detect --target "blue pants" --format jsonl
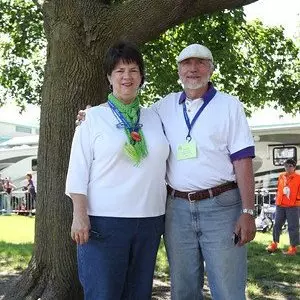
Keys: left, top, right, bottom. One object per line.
{"left": 164, "top": 189, "right": 247, "bottom": 300}
{"left": 273, "top": 206, "right": 299, "bottom": 246}
{"left": 77, "top": 215, "right": 165, "bottom": 300}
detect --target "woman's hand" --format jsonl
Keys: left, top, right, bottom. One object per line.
{"left": 71, "top": 211, "right": 91, "bottom": 245}
{"left": 70, "top": 193, "right": 90, "bottom": 244}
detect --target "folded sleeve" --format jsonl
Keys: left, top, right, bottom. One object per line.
{"left": 227, "top": 100, "right": 255, "bottom": 162}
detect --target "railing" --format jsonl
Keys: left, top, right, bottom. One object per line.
{"left": 255, "top": 190, "right": 277, "bottom": 220}
{"left": 0, "top": 188, "right": 277, "bottom": 218}
{"left": 255, "top": 191, "right": 276, "bottom": 206}
{"left": 0, "top": 190, "right": 36, "bottom": 216}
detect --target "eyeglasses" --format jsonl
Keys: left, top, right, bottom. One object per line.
{"left": 285, "top": 164, "right": 295, "bottom": 168}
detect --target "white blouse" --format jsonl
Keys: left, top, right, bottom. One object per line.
{"left": 66, "top": 104, "right": 169, "bottom": 217}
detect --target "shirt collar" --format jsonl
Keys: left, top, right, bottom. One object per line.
{"left": 179, "top": 82, "right": 217, "bottom": 104}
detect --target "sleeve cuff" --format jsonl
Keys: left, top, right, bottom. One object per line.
{"left": 230, "top": 146, "right": 255, "bottom": 162}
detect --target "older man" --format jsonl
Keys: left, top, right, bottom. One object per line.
{"left": 153, "top": 44, "right": 256, "bottom": 300}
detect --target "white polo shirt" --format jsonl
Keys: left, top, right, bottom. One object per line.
{"left": 152, "top": 84, "right": 255, "bottom": 191}
{"left": 65, "top": 104, "right": 169, "bottom": 217}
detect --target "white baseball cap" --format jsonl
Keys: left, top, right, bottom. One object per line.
{"left": 176, "top": 44, "right": 213, "bottom": 63}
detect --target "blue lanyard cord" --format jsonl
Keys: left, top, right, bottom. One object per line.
{"left": 182, "top": 99, "right": 210, "bottom": 141}
{"left": 108, "top": 101, "right": 141, "bottom": 132}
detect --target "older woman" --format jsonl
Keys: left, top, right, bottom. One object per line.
{"left": 65, "top": 41, "right": 169, "bottom": 299}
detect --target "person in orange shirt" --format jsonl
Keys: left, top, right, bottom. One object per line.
{"left": 267, "top": 159, "right": 300, "bottom": 255}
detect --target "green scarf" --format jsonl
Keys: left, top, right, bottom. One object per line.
{"left": 108, "top": 93, "right": 148, "bottom": 166}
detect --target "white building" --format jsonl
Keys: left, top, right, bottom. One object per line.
{"left": 0, "top": 121, "right": 39, "bottom": 144}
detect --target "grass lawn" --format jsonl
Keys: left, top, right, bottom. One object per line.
{"left": 0, "top": 215, "right": 299, "bottom": 299}
{"left": 155, "top": 230, "right": 300, "bottom": 299}
{"left": 0, "top": 215, "right": 34, "bottom": 272}
{"left": 247, "top": 233, "right": 300, "bottom": 299}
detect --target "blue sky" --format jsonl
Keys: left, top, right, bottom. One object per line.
{"left": 244, "top": 0, "right": 299, "bottom": 38}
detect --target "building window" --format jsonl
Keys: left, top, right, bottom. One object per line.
{"left": 15, "top": 125, "right": 32, "bottom": 134}
{"left": 0, "top": 136, "right": 10, "bottom": 143}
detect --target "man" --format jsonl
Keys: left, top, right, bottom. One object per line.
{"left": 152, "top": 44, "right": 256, "bottom": 300}
{"left": 267, "top": 158, "right": 300, "bottom": 255}
{"left": 76, "top": 43, "right": 256, "bottom": 299}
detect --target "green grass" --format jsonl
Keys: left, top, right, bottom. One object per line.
{"left": 154, "top": 231, "right": 300, "bottom": 299}
{"left": 0, "top": 215, "right": 35, "bottom": 272}
{"left": 1, "top": 215, "right": 299, "bottom": 299}
{"left": 247, "top": 232, "right": 300, "bottom": 299}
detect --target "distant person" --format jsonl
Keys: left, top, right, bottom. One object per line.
{"left": 3, "top": 177, "right": 16, "bottom": 195}
{"left": 23, "top": 173, "right": 36, "bottom": 210}
{"left": 0, "top": 174, "right": 4, "bottom": 192}
{"left": 2, "top": 177, "right": 16, "bottom": 213}
{"left": 267, "top": 159, "right": 300, "bottom": 255}
{"left": 0, "top": 174, "right": 4, "bottom": 211}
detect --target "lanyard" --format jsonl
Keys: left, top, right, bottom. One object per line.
{"left": 108, "top": 101, "right": 141, "bottom": 133}
{"left": 182, "top": 97, "right": 210, "bottom": 141}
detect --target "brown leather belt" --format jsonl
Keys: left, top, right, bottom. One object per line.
{"left": 167, "top": 181, "right": 238, "bottom": 202}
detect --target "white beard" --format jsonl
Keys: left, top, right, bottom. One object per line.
{"left": 180, "top": 75, "right": 210, "bottom": 90}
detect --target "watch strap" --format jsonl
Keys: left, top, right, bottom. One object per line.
{"left": 241, "top": 208, "right": 255, "bottom": 216}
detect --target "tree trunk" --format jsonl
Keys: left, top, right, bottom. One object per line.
{"left": 4, "top": 0, "right": 257, "bottom": 299}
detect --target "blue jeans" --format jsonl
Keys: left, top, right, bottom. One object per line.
{"left": 78, "top": 215, "right": 165, "bottom": 300}
{"left": 164, "top": 189, "right": 247, "bottom": 300}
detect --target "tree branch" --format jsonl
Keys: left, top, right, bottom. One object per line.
{"left": 43, "top": 0, "right": 258, "bottom": 55}
{"left": 114, "top": 0, "right": 259, "bottom": 44}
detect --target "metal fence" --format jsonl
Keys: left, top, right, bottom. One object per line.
{"left": 255, "top": 190, "right": 277, "bottom": 221}
{"left": 0, "top": 188, "right": 277, "bottom": 218}
{"left": 0, "top": 190, "right": 36, "bottom": 216}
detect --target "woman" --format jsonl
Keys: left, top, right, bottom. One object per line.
{"left": 66, "top": 41, "right": 169, "bottom": 300}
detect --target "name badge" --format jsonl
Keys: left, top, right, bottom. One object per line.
{"left": 177, "top": 140, "right": 197, "bottom": 160}
{"left": 283, "top": 186, "right": 290, "bottom": 198}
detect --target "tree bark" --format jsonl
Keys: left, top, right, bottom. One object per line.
{"left": 4, "top": 0, "right": 257, "bottom": 299}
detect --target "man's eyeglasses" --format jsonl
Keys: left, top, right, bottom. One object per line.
{"left": 285, "top": 164, "right": 295, "bottom": 168}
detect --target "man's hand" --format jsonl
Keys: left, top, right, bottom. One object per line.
{"left": 75, "top": 105, "right": 91, "bottom": 126}
{"left": 234, "top": 213, "right": 256, "bottom": 246}
{"left": 71, "top": 211, "right": 91, "bottom": 245}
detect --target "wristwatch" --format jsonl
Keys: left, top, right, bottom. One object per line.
{"left": 241, "top": 208, "right": 255, "bottom": 216}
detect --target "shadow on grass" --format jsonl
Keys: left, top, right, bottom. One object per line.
{"left": 0, "top": 241, "right": 33, "bottom": 272}
{"left": 155, "top": 239, "right": 169, "bottom": 280}
{"left": 247, "top": 240, "right": 300, "bottom": 299}
{"left": 155, "top": 238, "right": 300, "bottom": 299}
{"left": 1, "top": 238, "right": 299, "bottom": 300}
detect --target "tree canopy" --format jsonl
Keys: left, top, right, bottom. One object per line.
{"left": 142, "top": 12, "right": 300, "bottom": 114}
{"left": 0, "top": 0, "right": 44, "bottom": 109}
{"left": 0, "top": 1, "right": 299, "bottom": 114}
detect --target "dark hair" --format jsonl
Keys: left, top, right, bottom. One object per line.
{"left": 284, "top": 159, "right": 296, "bottom": 167}
{"left": 104, "top": 41, "right": 145, "bottom": 86}
{"left": 26, "top": 173, "right": 32, "bottom": 179}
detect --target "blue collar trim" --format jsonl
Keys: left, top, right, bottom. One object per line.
{"left": 178, "top": 82, "right": 217, "bottom": 104}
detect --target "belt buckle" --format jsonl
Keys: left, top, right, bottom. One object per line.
{"left": 188, "top": 191, "right": 196, "bottom": 202}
